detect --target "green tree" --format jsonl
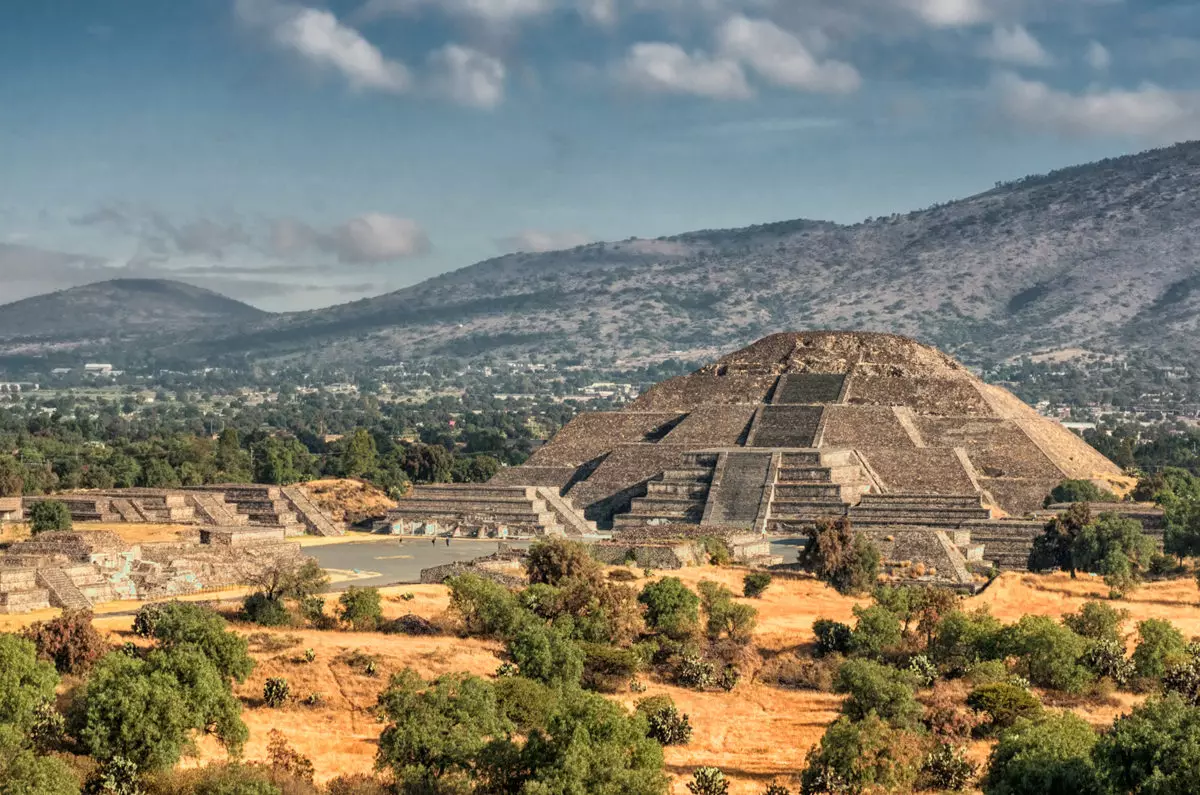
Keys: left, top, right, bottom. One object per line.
{"left": 339, "top": 587, "right": 383, "bottom": 632}
{"left": 742, "top": 572, "right": 772, "bottom": 598}
{"left": 849, "top": 604, "right": 903, "bottom": 660}
{"left": 527, "top": 538, "right": 601, "bottom": 587}
{"left": 801, "top": 517, "right": 880, "bottom": 595}
{"left": 0, "top": 454, "right": 24, "bottom": 497}
{"left": 1132, "top": 618, "right": 1189, "bottom": 681}
{"left": 981, "top": 713, "right": 1101, "bottom": 795}
{"left": 1028, "top": 503, "right": 1090, "bottom": 574}
{"left": 507, "top": 622, "right": 584, "bottom": 687}
{"left": 1094, "top": 694, "right": 1200, "bottom": 795}
{"left": 929, "top": 608, "right": 1004, "bottom": 674}
{"left": 448, "top": 574, "right": 525, "bottom": 638}
{"left": 697, "top": 581, "right": 756, "bottom": 643}
{"left": 638, "top": 578, "right": 700, "bottom": 640}
{"left": 341, "top": 429, "right": 378, "bottom": 479}
{"left": 1047, "top": 479, "right": 1117, "bottom": 506}
{"left": 146, "top": 602, "right": 254, "bottom": 683}
{"left": 0, "top": 725, "right": 80, "bottom": 795}
{"left": 1071, "top": 512, "right": 1156, "bottom": 596}
{"left": 833, "top": 659, "right": 923, "bottom": 728}
{"left": 28, "top": 500, "right": 72, "bottom": 534}
{"left": 800, "top": 715, "right": 926, "bottom": 795}
{"left": 214, "top": 429, "right": 251, "bottom": 482}
{"left": 1062, "top": 601, "right": 1128, "bottom": 645}
{"left": 0, "top": 634, "right": 59, "bottom": 732}
{"left": 966, "top": 682, "right": 1042, "bottom": 731}
{"left": 400, "top": 444, "right": 454, "bottom": 484}
{"left": 139, "top": 459, "right": 180, "bottom": 489}
{"left": 998, "top": 615, "right": 1092, "bottom": 693}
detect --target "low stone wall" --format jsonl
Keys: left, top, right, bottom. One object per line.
{"left": 588, "top": 541, "right": 702, "bottom": 570}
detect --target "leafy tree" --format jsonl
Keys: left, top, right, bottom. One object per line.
{"left": 338, "top": 587, "right": 383, "bottom": 632}
{"left": 139, "top": 459, "right": 180, "bottom": 489}
{"left": 340, "top": 429, "right": 378, "bottom": 479}
{"left": 145, "top": 602, "right": 253, "bottom": 683}
{"left": 22, "top": 610, "right": 110, "bottom": 675}
{"left": 800, "top": 715, "right": 926, "bottom": 795}
{"left": 1071, "top": 512, "right": 1156, "bottom": 596}
{"left": 812, "top": 619, "right": 853, "bottom": 657}
{"left": 214, "top": 429, "right": 251, "bottom": 482}
{"left": 929, "top": 608, "right": 1004, "bottom": 674}
{"left": 801, "top": 517, "right": 880, "bottom": 595}
{"left": 966, "top": 682, "right": 1042, "bottom": 731}
{"left": 1046, "top": 479, "right": 1118, "bottom": 506}
{"left": 848, "top": 604, "right": 903, "bottom": 660}
{"left": 833, "top": 659, "right": 923, "bottom": 728}
{"left": 241, "top": 592, "right": 291, "bottom": 627}
{"left": 742, "top": 572, "right": 772, "bottom": 598}
{"left": 452, "top": 455, "right": 501, "bottom": 484}
{"left": 981, "top": 713, "right": 1101, "bottom": 795}
{"left": 998, "top": 615, "right": 1092, "bottom": 693}
{"left": 1093, "top": 695, "right": 1200, "bottom": 795}
{"left": 527, "top": 538, "right": 600, "bottom": 586}
{"left": 921, "top": 742, "right": 976, "bottom": 792}
{"left": 638, "top": 578, "right": 700, "bottom": 640}
{"left": 507, "top": 622, "right": 584, "bottom": 687}
{"left": 1062, "top": 601, "right": 1128, "bottom": 645}
{"left": 400, "top": 444, "right": 454, "bottom": 484}
{"left": 0, "top": 724, "right": 80, "bottom": 795}
{"left": 1028, "top": 503, "right": 1090, "bottom": 574}
{"left": 0, "top": 454, "right": 24, "bottom": 497}
{"left": 1132, "top": 618, "right": 1189, "bottom": 681}
{"left": 697, "top": 580, "right": 756, "bottom": 643}
{"left": 29, "top": 500, "right": 72, "bottom": 534}
{"left": 0, "top": 634, "right": 59, "bottom": 732}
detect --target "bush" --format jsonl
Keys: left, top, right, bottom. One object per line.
{"left": 241, "top": 593, "right": 291, "bottom": 627}
{"left": 263, "top": 677, "right": 291, "bottom": 707}
{"left": 761, "top": 653, "right": 842, "bottom": 692}
{"left": 812, "top": 619, "right": 853, "bottom": 657}
{"left": 1093, "top": 694, "right": 1200, "bottom": 794}
{"left": 580, "top": 642, "right": 641, "bottom": 693}
{"left": 921, "top": 743, "right": 976, "bottom": 792}
{"left": 907, "top": 654, "right": 937, "bottom": 688}
{"left": 526, "top": 537, "right": 600, "bottom": 586}
{"left": 801, "top": 517, "right": 880, "bottom": 595}
{"left": 1047, "top": 479, "right": 1118, "bottom": 506}
{"left": 1132, "top": 618, "right": 1189, "bottom": 681}
{"left": 800, "top": 714, "right": 926, "bottom": 795}
{"left": 608, "top": 568, "right": 639, "bottom": 582}
{"left": 132, "top": 603, "right": 167, "bottom": 638}
{"left": 999, "top": 615, "right": 1092, "bottom": 693}
{"left": 687, "top": 767, "right": 729, "bottom": 795}
{"left": 380, "top": 614, "right": 438, "bottom": 636}
{"left": 1062, "top": 601, "right": 1128, "bottom": 644}
{"left": 29, "top": 500, "right": 72, "bottom": 534}
{"left": 966, "top": 682, "right": 1042, "bottom": 731}
{"left": 834, "top": 658, "right": 922, "bottom": 728}
{"left": 981, "top": 713, "right": 1100, "bottom": 795}
{"left": 23, "top": 609, "right": 110, "bottom": 675}
{"left": 325, "top": 774, "right": 390, "bottom": 795}
{"left": 921, "top": 682, "right": 985, "bottom": 742}
{"left": 677, "top": 653, "right": 716, "bottom": 690}
{"left": 637, "top": 697, "right": 693, "bottom": 746}
{"left": 1072, "top": 513, "right": 1156, "bottom": 596}
{"left": 698, "top": 537, "right": 732, "bottom": 566}
{"left": 83, "top": 755, "right": 141, "bottom": 795}
{"left": 338, "top": 587, "right": 382, "bottom": 632}
{"left": 639, "top": 577, "right": 701, "bottom": 639}
{"left": 507, "top": 622, "right": 584, "bottom": 687}
{"left": 1080, "top": 638, "right": 1135, "bottom": 688}
{"left": 718, "top": 665, "right": 741, "bottom": 692}
{"left": 743, "top": 571, "right": 773, "bottom": 598}
{"left": 142, "top": 602, "right": 254, "bottom": 683}
{"left": 930, "top": 609, "right": 1004, "bottom": 674}
{"left": 448, "top": 574, "right": 523, "bottom": 638}
{"left": 849, "top": 604, "right": 903, "bottom": 660}
{"left": 698, "top": 580, "right": 757, "bottom": 643}
{"left": 1162, "top": 657, "right": 1200, "bottom": 704}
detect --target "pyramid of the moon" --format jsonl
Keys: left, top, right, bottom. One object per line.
{"left": 489, "top": 331, "right": 1123, "bottom": 530}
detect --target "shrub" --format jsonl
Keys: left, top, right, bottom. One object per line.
{"left": 834, "top": 658, "right": 922, "bottom": 728}
{"left": 1062, "top": 601, "right": 1128, "bottom": 644}
{"left": 687, "top": 767, "right": 729, "bottom": 795}
{"left": 608, "top": 568, "right": 639, "bottom": 582}
{"left": 699, "top": 537, "right": 732, "bottom": 566}
{"left": 812, "top": 619, "right": 853, "bottom": 657}
{"left": 849, "top": 604, "right": 903, "bottom": 660}
{"left": 743, "top": 571, "right": 773, "bottom": 598}
{"left": 580, "top": 642, "right": 641, "bottom": 693}
{"left": 929, "top": 608, "right": 1004, "bottom": 674}
{"left": 638, "top": 697, "right": 693, "bottom": 746}
{"left": 677, "top": 653, "right": 716, "bottom": 690}
{"left": 907, "top": 654, "right": 937, "bottom": 688}
{"left": 303, "top": 648, "right": 315, "bottom": 663}
{"left": 142, "top": 602, "right": 254, "bottom": 683}
{"left": 761, "top": 653, "right": 842, "bottom": 692}
{"left": 1047, "top": 479, "right": 1118, "bottom": 506}
{"left": 1093, "top": 694, "right": 1200, "bottom": 794}
{"left": 22, "top": 609, "right": 110, "bottom": 675}
{"left": 762, "top": 785, "right": 791, "bottom": 795}
{"left": 241, "top": 593, "right": 291, "bottom": 627}
{"left": 325, "top": 774, "right": 390, "bottom": 795}
{"left": 448, "top": 574, "right": 523, "bottom": 638}
{"left": 718, "top": 665, "right": 741, "bottom": 692}
{"left": 922, "top": 682, "right": 985, "bottom": 742}
{"left": 1072, "top": 513, "right": 1156, "bottom": 596}
{"left": 266, "top": 729, "right": 314, "bottom": 784}
{"left": 29, "top": 500, "right": 72, "bottom": 534}
{"left": 921, "top": 743, "right": 976, "bottom": 792}
{"left": 338, "top": 587, "right": 382, "bottom": 632}
{"left": 698, "top": 580, "right": 757, "bottom": 643}
{"left": 981, "top": 713, "right": 1100, "bottom": 795}
{"left": 800, "top": 714, "right": 926, "bottom": 795}
{"left": 801, "top": 517, "right": 880, "bottom": 595}
{"left": 1162, "top": 658, "right": 1200, "bottom": 704}
{"left": 84, "top": 755, "right": 141, "bottom": 795}
{"left": 966, "top": 659, "right": 1011, "bottom": 686}
{"left": 1132, "top": 618, "right": 1188, "bottom": 681}
{"left": 380, "top": 614, "right": 438, "bottom": 636}
{"left": 507, "top": 622, "right": 584, "bottom": 687}
{"left": 1081, "top": 638, "right": 1135, "bottom": 688}
{"left": 639, "top": 577, "right": 701, "bottom": 639}
{"left": 999, "top": 615, "right": 1092, "bottom": 693}
{"left": 263, "top": 677, "right": 291, "bottom": 707}
{"left": 526, "top": 537, "right": 600, "bottom": 586}
{"left": 966, "top": 682, "right": 1042, "bottom": 731}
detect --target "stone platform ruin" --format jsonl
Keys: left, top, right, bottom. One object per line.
{"left": 394, "top": 331, "right": 1132, "bottom": 589}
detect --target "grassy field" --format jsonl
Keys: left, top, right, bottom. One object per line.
{"left": 5, "top": 566, "right": 1191, "bottom": 793}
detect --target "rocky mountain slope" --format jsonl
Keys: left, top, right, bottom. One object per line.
{"left": 6, "top": 141, "right": 1200, "bottom": 367}
{"left": 0, "top": 279, "right": 268, "bottom": 342}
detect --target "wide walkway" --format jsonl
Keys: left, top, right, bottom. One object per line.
{"left": 308, "top": 537, "right": 530, "bottom": 589}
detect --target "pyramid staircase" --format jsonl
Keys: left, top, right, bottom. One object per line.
{"left": 388, "top": 485, "right": 565, "bottom": 535}
{"left": 281, "top": 486, "right": 345, "bottom": 537}
{"left": 187, "top": 492, "right": 249, "bottom": 526}
{"left": 849, "top": 494, "right": 993, "bottom": 528}
{"left": 110, "top": 498, "right": 147, "bottom": 523}
{"left": 613, "top": 452, "right": 718, "bottom": 528}
{"left": 764, "top": 451, "right": 871, "bottom": 531}
{"left": 535, "top": 487, "right": 598, "bottom": 537}
{"left": 35, "top": 567, "right": 93, "bottom": 610}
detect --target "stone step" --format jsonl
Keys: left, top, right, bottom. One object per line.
{"left": 681, "top": 453, "right": 720, "bottom": 467}
{"left": 389, "top": 507, "right": 559, "bottom": 525}
{"left": 858, "top": 494, "right": 985, "bottom": 509}
{"left": 661, "top": 469, "right": 715, "bottom": 483}
{"left": 411, "top": 485, "right": 536, "bottom": 500}
{"left": 281, "top": 486, "right": 345, "bottom": 537}
{"left": 400, "top": 496, "right": 549, "bottom": 513}
{"left": 647, "top": 481, "right": 709, "bottom": 498}
{"left": 850, "top": 506, "right": 992, "bottom": 521}
{"left": 779, "top": 452, "right": 822, "bottom": 466}
{"left": 35, "top": 568, "right": 92, "bottom": 610}
{"left": 614, "top": 512, "right": 702, "bottom": 527}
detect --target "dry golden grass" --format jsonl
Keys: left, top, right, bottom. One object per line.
{"left": 6, "top": 568, "right": 1200, "bottom": 793}
{"left": 78, "top": 521, "right": 195, "bottom": 544}
{"left": 303, "top": 479, "right": 397, "bottom": 524}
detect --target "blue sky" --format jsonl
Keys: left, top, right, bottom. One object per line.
{"left": 2, "top": 0, "right": 1199, "bottom": 311}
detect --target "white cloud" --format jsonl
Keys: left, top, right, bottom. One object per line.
{"left": 1086, "top": 40, "right": 1111, "bottom": 71}
{"left": 717, "top": 15, "right": 860, "bottom": 94}
{"left": 358, "top": 0, "right": 554, "bottom": 25}
{"left": 618, "top": 42, "right": 752, "bottom": 99}
{"left": 578, "top": 0, "right": 617, "bottom": 26}
{"left": 236, "top": 0, "right": 410, "bottom": 93}
{"left": 981, "top": 25, "right": 1052, "bottom": 67}
{"left": 325, "top": 213, "right": 430, "bottom": 262}
{"left": 496, "top": 229, "right": 594, "bottom": 253}
{"left": 429, "top": 44, "right": 507, "bottom": 108}
{"left": 904, "top": 0, "right": 992, "bottom": 28}
{"left": 993, "top": 72, "right": 1200, "bottom": 143}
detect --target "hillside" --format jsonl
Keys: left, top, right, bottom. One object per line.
{"left": 182, "top": 140, "right": 1200, "bottom": 367}
{"left": 8, "top": 141, "right": 1200, "bottom": 367}
{"left": 0, "top": 279, "right": 269, "bottom": 342}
